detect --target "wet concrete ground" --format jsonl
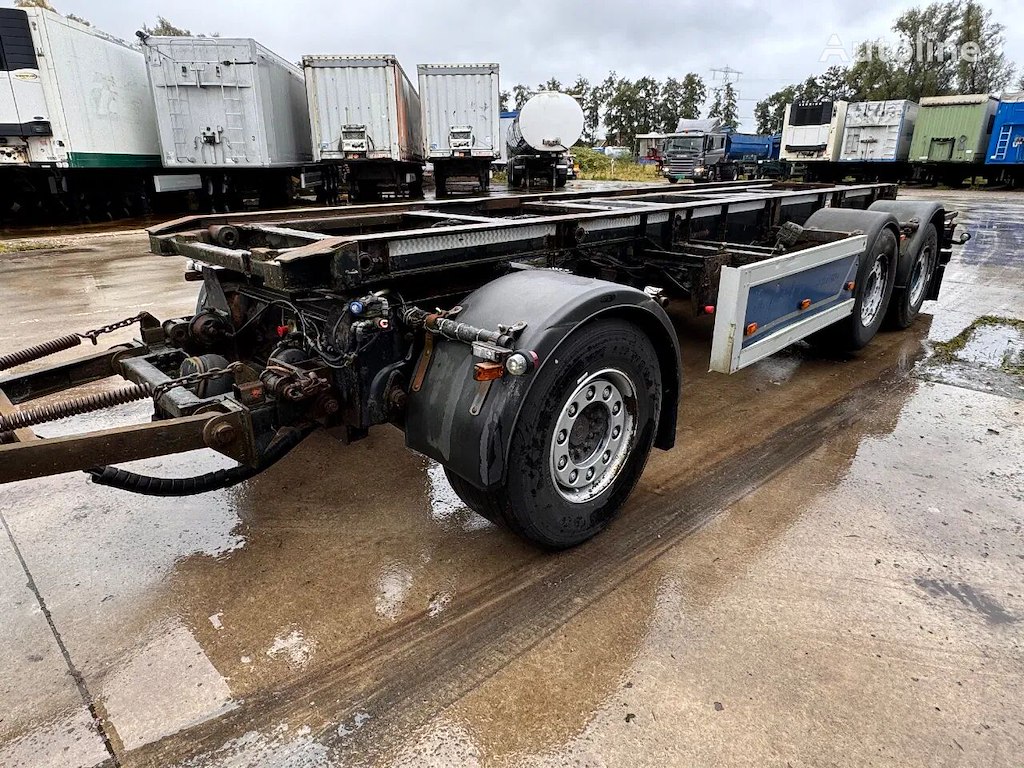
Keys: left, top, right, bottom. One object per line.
{"left": 0, "top": 187, "right": 1022, "bottom": 767}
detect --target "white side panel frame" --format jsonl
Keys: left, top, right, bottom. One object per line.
{"left": 709, "top": 234, "right": 866, "bottom": 374}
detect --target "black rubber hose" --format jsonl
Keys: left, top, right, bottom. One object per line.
{"left": 85, "top": 425, "right": 316, "bottom": 497}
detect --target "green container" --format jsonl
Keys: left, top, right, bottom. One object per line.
{"left": 909, "top": 94, "right": 998, "bottom": 164}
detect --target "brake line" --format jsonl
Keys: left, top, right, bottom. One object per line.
{"left": 84, "top": 424, "right": 316, "bottom": 497}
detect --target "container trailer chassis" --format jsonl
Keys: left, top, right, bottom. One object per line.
{"left": 507, "top": 153, "right": 570, "bottom": 189}
{"left": 0, "top": 181, "right": 965, "bottom": 549}
{"left": 316, "top": 160, "right": 425, "bottom": 204}
{"left": 432, "top": 155, "right": 493, "bottom": 198}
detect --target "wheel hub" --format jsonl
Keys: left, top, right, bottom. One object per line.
{"left": 550, "top": 369, "right": 637, "bottom": 504}
{"left": 860, "top": 252, "right": 889, "bottom": 327}
{"left": 908, "top": 243, "right": 934, "bottom": 308}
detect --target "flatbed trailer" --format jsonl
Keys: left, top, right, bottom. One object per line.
{"left": 0, "top": 181, "right": 967, "bottom": 548}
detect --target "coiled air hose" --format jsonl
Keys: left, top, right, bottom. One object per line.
{"left": 85, "top": 424, "right": 316, "bottom": 497}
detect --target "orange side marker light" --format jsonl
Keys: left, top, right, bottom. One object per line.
{"left": 473, "top": 362, "right": 504, "bottom": 381}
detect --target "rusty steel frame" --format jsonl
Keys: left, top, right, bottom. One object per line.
{"left": 0, "top": 335, "right": 259, "bottom": 485}
{"left": 1, "top": 182, "right": 901, "bottom": 488}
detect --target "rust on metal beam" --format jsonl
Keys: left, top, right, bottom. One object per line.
{"left": 0, "top": 387, "right": 37, "bottom": 444}
{"left": 0, "top": 343, "right": 147, "bottom": 405}
{"left": 0, "top": 412, "right": 216, "bottom": 485}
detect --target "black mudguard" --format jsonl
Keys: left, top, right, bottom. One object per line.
{"left": 868, "top": 199, "right": 946, "bottom": 299}
{"left": 804, "top": 207, "right": 901, "bottom": 251}
{"left": 404, "top": 270, "right": 681, "bottom": 489}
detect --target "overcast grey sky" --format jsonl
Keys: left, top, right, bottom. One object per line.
{"left": 23, "top": 0, "right": 1024, "bottom": 131}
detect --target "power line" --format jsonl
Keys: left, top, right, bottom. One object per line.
{"left": 709, "top": 65, "right": 743, "bottom": 84}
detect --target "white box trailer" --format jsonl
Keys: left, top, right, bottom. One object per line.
{"left": 143, "top": 36, "right": 311, "bottom": 170}
{"left": 0, "top": 6, "right": 160, "bottom": 169}
{"left": 417, "top": 63, "right": 498, "bottom": 197}
{"left": 839, "top": 99, "right": 919, "bottom": 163}
{"left": 302, "top": 54, "right": 424, "bottom": 202}
{"left": 780, "top": 100, "right": 848, "bottom": 164}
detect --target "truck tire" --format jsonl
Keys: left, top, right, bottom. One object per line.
{"left": 408, "top": 173, "right": 424, "bottom": 199}
{"left": 434, "top": 168, "right": 449, "bottom": 199}
{"left": 813, "top": 226, "right": 899, "bottom": 351}
{"left": 444, "top": 318, "right": 662, "bottom": 549}
{"left": 667, "top": 176, "right": 679, "bottom": 184}
{"left": 884, "top": 223, "right": 938, "bottom": 330}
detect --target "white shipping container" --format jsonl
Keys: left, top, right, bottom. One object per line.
{"left": 839, "top": 99, "right": 919, "bottom": 163}
{"left": 303, "top": 54, "right": 423, "bottom": 163}
{"left": 0, "top": 7, "right": 160, "bottom": 168}
{"left": 780, "top": 100, "right": 848, "bottom": 163}
{"left": 417, "top": 64, "right": 499, "bottom": 160}
{"left": 144, "top": 37, "right": 312, "bottom": 169}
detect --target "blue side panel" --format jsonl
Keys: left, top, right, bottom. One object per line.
{"left": 741, "top": 255, "right": 859, "bottom": 348}
{"left": 986, "top": 101, "right": 1024, "bottom": 165}
{"left": 726, "top": 133, "right": 774, "bottom": 160}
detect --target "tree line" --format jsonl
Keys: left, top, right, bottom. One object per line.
{"left": 754, "top": 0, "right": 1019, "bottom": 134}
{"left": 501, "top": 73, "right": 733, "bottom": 146}
{"left": 18, "top": 0, "right": 1021, "bottom": 148}
{"left": 507, "top": 0, "right": 1020, "bottom": 146}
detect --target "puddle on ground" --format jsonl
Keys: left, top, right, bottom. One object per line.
{"left": 918, "top": 316, "right": 1024, "bottom": 399}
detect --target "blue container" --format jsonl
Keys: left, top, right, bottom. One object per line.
{"left": 726, "top": 133, "right": 774, "bottom": 161}
{"left": 986, "top": 94, "right": 1024, "bottom": 166}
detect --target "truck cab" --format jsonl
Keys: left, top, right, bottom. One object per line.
{"left": 662, "top": 118, "right": 734, "bottom": 182}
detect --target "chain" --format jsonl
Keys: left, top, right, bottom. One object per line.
{"left": 152, "top": 362, "right": 246, "bottom": 401}
{"left": 80, "top": 313, "right": 149, "bottom": 345}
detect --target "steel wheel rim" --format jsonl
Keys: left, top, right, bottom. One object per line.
{"left": 860, "top": 252, "right": 889, "bottom": 327}
{"left": 549, "top": 368, "right": 638, "bottom": 504}
{"left": 908, "top": 243, "right": 934, "bottom": 308}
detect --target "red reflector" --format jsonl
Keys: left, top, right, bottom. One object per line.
{"left": 799, "top": 298, "right": 812, "bottom": 310}
{"left": 473, "top": 362, "right": 504, "bottom": 381}
{"left": 276, "top": 325, "right": 289, "bottom": 338}
{"left": 704, "top": 305, "right": 715, "bottom": 315}
{"left": 745, "top": 322, "right": 758, "bottom": 337}
{"left": 845, "top": 281, "right": 856, "bottom": 291}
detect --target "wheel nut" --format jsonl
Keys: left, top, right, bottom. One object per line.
{"left": 558, "top": 456, "right": 568, "bottom": 470}
{"left": 603, "top": 450, "right": 611, "bottom": 463}
{"left": 211, "top": 423, "right": 236, "bottom": 446}
{"left": 612, "top": 402, "right": 621, "bottom": 415}
{"left": 569, "top": 469, "right": 578, "bottom": 483}
{"left": 568, "top": 404, "right": 578, "bottom": 417}
{"left": 557, "top": 429, "right": 567, "bottom": 444}
{"left": 586, "top": 467, "right": 594, "bottom": 480}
